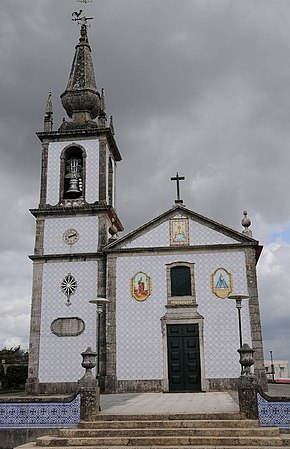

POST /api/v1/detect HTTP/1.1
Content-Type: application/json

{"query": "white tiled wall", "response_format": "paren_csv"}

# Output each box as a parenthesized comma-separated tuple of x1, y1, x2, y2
(43, 216, 99, 254)
(123, 217, 238, 248)
(46, 140, 99, 205)
(46, 142, 62, 205)
(39, 260, 98, 383)
(116, 251, 251, 381)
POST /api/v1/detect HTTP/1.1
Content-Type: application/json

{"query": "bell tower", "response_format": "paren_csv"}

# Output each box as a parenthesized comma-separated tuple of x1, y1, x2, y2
(26, 18, 123, 395)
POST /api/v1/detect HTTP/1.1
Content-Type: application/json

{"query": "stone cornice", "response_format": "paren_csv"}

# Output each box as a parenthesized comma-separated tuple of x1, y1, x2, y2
(29, 204, 124, 231)
(105, 242, 262, 263)
(36, 127, 121, 161)
(0, 391, 78, 404)
(29, 252, 104, 262)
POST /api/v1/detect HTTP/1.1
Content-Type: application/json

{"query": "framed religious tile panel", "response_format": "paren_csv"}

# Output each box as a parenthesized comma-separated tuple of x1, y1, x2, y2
(170, 217, 189, 246)
(211, 267, 233, 298)
(131, 271, 152, 302)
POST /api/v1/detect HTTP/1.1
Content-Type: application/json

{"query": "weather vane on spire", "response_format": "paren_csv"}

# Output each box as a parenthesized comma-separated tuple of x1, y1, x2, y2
(72, 0, 93, 27)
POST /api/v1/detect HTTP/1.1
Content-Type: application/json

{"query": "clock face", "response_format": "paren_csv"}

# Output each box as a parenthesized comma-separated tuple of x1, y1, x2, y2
(62, 228, 79, 245)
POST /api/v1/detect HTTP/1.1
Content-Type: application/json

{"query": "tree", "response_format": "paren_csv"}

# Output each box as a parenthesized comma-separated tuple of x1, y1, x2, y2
(0, 346, 28, 364)
(0, 346, 28, 390)
(5, 365, 28, 390)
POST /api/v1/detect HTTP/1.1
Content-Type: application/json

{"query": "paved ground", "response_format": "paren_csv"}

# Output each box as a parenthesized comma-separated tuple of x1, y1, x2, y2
(268, 383, 290, 396)
(100, 391, 240, 414)
(99, 384, 290, 415)
(1, 383, 289, 415)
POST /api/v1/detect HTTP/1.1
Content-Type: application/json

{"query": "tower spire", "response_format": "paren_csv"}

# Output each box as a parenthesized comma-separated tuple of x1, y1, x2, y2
(60, 10, 100, 130)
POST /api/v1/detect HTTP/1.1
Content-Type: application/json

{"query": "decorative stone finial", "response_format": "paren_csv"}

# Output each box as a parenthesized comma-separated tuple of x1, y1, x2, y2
(238, 343, 255, 376)
(79, 23, 89, 44)
(81, 347, 96, 371)
(110, 116, 115, 135)
(45, 92, 53, 116)
(108, 218, 118, 242)
(100, 88, 105, 112)
(241, 211, 252, 237)
(98, 88, 107, 127)
(44, 92, 53, 132)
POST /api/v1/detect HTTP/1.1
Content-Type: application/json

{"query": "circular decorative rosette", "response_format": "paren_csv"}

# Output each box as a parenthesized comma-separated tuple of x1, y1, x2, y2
(61, 273, 77, 301)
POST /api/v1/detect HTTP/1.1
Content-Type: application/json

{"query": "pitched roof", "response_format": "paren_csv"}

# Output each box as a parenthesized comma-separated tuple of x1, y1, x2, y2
(105, 204, 260, 254)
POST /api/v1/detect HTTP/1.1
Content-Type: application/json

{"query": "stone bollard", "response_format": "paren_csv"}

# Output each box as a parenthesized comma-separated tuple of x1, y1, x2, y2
(78, 347, 100, 421)
(237, 343, 259, 419)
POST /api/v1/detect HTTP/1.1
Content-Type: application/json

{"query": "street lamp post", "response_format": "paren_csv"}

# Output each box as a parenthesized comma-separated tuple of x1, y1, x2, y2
(228, 294, 249, 375)
(269, 350, 275, 382)
(89, 297, 110, 382)
(228, 294, 249, 349)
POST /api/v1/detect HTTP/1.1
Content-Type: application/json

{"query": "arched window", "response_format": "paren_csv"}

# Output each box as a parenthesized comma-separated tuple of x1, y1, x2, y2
(60, 146, 85, 201)
(166, 262, 196, 305)
(170, 266, 192, 296)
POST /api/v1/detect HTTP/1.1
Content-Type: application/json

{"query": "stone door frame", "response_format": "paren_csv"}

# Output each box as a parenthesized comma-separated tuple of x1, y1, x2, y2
(161, 306, 208, 392)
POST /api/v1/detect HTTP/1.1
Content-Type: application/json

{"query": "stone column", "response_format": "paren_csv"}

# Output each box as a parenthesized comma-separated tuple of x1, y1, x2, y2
(25, 260, 44, 395)
(238, 375, 259, 419)
(39, 143, 48, 207)
(237, 343, 259, 419)
(98, 137, 107, 205)
(244, 247, 267, 389)
(78, 348, 100, 421)
(105, 255, 117, 393)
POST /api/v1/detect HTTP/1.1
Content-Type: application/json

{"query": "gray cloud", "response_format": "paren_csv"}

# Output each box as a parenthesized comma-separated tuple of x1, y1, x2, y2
(0, 0, 290, 368)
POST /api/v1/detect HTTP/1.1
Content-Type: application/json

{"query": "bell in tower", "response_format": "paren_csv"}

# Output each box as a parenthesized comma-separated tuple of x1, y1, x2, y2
(26, 7, 123, 396)
(65, 157, 82, 198)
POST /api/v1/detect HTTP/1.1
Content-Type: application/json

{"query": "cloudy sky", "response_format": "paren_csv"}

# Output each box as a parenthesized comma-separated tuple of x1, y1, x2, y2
(0, 0, 290, 370)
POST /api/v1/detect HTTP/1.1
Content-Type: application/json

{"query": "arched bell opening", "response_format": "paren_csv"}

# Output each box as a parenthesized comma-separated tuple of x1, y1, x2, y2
(59, 145, 86, 203)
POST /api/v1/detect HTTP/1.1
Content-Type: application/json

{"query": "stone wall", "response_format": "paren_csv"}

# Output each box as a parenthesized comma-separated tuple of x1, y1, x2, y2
(0, 428, 58, 449)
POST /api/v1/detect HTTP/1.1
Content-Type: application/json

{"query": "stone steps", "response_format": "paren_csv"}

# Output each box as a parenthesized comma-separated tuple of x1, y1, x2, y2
(15, 445, 289, 449)
(34, 434, 285, 447)
(58, 427, 280, 438)
(92, 412, 245, 421)
(79, 419, 259, 429)
(15, 413, 289, 448)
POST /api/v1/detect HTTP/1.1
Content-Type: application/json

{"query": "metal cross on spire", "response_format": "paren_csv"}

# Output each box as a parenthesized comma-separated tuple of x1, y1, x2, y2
(170, 172, 185, 204)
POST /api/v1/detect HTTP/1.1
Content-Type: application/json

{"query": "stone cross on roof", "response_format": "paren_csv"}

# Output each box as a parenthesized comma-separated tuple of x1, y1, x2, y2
(170, 172, 185, 204)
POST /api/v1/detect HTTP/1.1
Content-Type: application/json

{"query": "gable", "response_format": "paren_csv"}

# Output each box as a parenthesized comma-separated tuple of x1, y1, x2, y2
(122, 214, 240, 249)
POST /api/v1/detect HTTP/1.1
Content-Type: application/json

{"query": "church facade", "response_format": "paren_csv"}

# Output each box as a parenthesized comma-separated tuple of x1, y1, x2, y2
(26, 21, 266, 395)
(104, 206, 266, 393)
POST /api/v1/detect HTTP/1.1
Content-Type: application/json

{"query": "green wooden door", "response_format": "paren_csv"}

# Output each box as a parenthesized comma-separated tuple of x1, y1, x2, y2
(167, 324, 201, 392)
